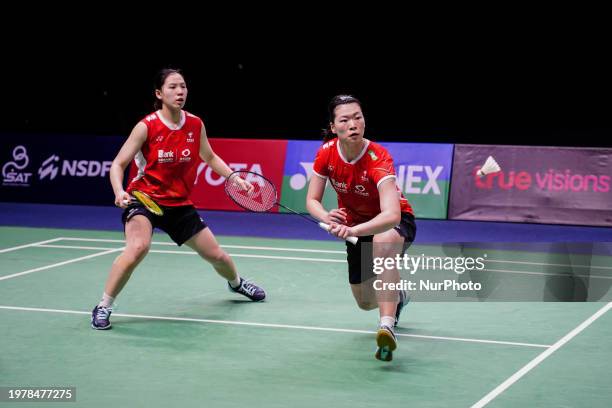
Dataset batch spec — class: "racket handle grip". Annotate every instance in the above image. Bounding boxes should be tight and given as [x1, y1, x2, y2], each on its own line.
[122, 199, 130, 205]
[318, 222, 358, 245]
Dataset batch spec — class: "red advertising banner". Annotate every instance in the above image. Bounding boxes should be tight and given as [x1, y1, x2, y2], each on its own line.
[192, 138, 287, 211]
[128, 138, 288, 211]
[449, 145, 612, 226]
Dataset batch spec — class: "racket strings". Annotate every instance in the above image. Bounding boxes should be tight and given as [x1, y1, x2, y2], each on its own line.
[225, 172, 277, 212]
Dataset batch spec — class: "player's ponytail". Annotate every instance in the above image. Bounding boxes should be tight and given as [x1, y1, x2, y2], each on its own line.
[322, 94, 362, 142]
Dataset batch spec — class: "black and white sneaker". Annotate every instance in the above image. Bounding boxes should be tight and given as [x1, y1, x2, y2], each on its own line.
[91, 305, 112, 330]
[228, 277, 266, 302]
[375, 324, 397, 362]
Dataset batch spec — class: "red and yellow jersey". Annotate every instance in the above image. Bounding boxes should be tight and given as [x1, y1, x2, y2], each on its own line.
[313, 138, 413, 226]
[127, 110, 202, 206]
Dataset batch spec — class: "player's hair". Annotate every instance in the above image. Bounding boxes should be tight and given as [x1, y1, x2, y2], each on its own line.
[153, 68, 184, 110]
[321, 94, 362, 142]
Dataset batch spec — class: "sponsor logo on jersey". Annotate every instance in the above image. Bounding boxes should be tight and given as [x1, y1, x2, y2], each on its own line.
[354, 184, 369, 196]
[330, 178, 348, 193]
[186, 132, 195, 143]
[2, 145, 33, 186]
[368, 150, 378, 161]
[158, 150, 175, 163]
[360, 170, 369, 182]
[180, 149, 192, 162]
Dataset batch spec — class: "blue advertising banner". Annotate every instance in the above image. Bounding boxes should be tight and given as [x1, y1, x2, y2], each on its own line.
[379, 142, 454, 219]
[279, 140, 338, 213]
[1, 134, 125, 205]
[280, 140, 453, 219]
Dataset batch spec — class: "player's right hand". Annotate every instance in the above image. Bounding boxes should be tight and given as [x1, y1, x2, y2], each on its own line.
[115, 190, 131, 208]
[328, 222, 355, 239]
[327, 208, 348, 225]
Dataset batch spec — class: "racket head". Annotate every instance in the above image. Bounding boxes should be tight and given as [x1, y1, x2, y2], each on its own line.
[224, 171, 278, 213]
[132, 190, 164, 216]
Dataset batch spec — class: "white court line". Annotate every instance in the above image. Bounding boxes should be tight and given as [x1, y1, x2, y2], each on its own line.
[486, 258, 612, 271]
[143, 249, 345, 263]
[32, 244, 612, 276]
[36, 244, 345, 263]
[57, 237, 345, 254]
[0, 305, 551, 348]
[483, 268, 612, 280]
[0, 237, 64, 253]
[471, 301, 612, 408]
[57, 237, 612, 267]
[0, 248, 123, 281]
[38, 244, 124, 251]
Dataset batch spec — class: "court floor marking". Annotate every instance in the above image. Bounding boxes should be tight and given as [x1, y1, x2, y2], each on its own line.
[485, 258, 612, 271]
[55, 237, 612, 269]
[28, 244, 612, 279]
[0, 237, 64, 254]
[0, 248, 123, 281]
[33, 244, 346, 263]
[483, 267, 612, 280]
[0, 305, 552, 349]
[471, 301, 612, 408]
[56, 237, 346, 254]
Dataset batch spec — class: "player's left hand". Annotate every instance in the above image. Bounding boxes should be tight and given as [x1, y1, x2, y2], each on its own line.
[329, 223, 355, 239]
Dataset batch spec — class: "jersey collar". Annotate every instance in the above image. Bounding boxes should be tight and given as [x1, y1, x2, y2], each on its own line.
[156, 110, 186, 130]
[337, 138, 371, 164]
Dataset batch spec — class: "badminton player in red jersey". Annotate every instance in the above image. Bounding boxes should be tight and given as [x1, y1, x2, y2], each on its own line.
[91, 68, 266, 330]
[306, 95, 416, 361]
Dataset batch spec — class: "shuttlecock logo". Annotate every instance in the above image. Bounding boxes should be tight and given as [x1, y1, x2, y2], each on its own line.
[38, 155, 60, 180]
[289, 162, 314, 190]
[476, 156, 501, 178]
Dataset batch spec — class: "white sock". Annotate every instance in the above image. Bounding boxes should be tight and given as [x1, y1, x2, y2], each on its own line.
[229, 276, 241, 289]
[98, 293, 115, 308]
[380, 316, 395, 328]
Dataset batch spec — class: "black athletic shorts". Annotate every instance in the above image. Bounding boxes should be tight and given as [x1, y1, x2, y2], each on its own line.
[122, 202, 207, 246]
[346, 212, 417, 285]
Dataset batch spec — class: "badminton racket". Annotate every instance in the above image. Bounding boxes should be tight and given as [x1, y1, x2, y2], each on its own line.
[122, 190, 164, 216]
[224, 170, 358, 245]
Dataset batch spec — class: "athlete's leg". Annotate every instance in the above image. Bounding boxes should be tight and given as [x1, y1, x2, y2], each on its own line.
[350, 279, 378, 310]
[372, 228, 404, 318]
[104, 215, 152, 297]
[185, 227, 266, 301]
[372, 228, 404, 361]
[92, 214, 152, 330]
[185, 227, 237, 281]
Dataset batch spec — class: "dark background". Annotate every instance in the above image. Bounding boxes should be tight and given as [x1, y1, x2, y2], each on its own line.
[4, 30, 611, 148]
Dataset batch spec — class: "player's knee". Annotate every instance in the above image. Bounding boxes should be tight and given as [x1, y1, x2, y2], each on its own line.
[127, 240, 150, 261]
[372, 237, 402, 259]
